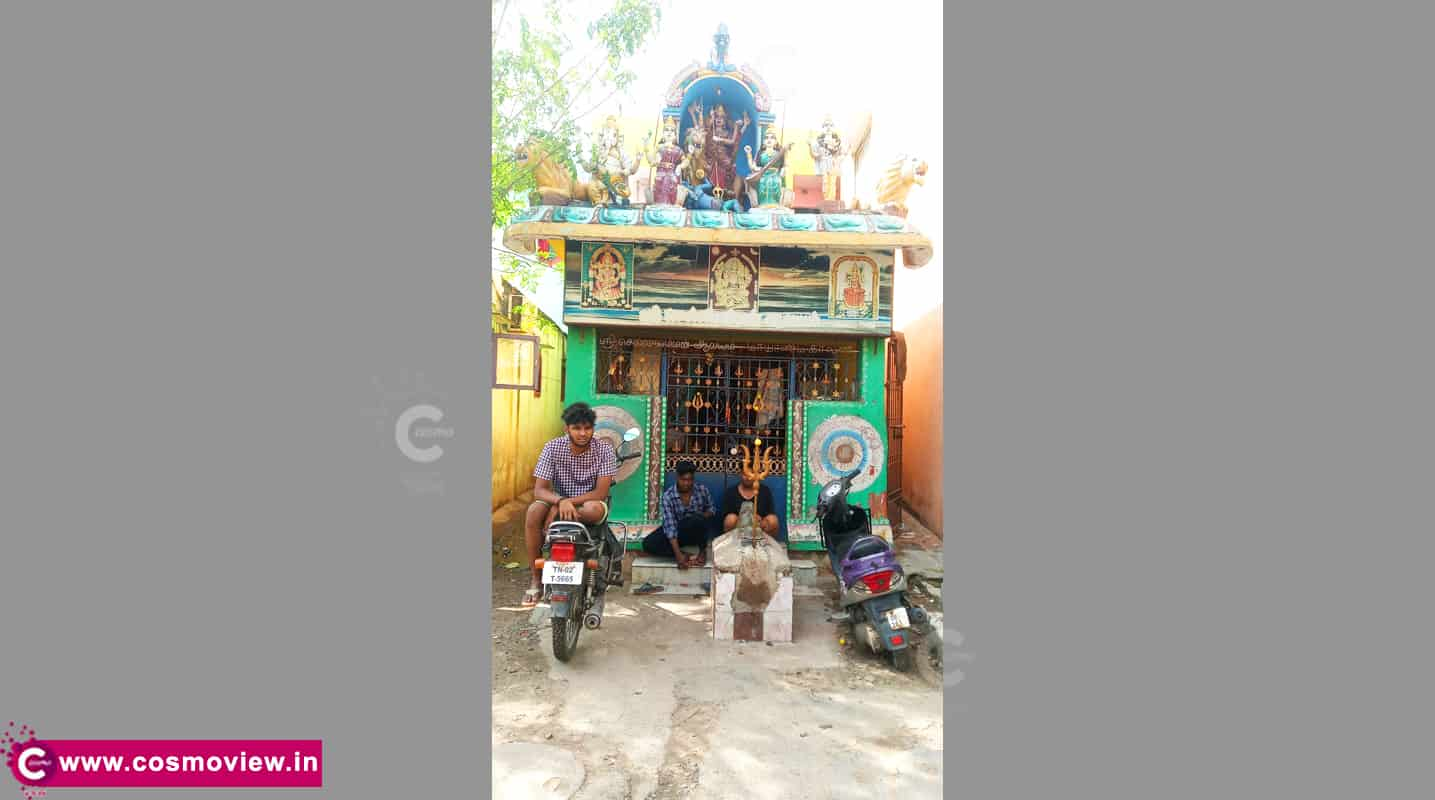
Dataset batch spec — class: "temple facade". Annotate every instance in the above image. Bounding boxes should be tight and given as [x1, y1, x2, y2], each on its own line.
[501, 26, 935, 550]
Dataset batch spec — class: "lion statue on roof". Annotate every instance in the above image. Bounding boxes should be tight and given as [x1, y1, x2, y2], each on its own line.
[512, 137, 602, 206]
[859, 155, 929, 217]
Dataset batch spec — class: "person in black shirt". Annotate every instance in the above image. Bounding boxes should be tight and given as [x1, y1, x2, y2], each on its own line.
[721, 440, 781, 537]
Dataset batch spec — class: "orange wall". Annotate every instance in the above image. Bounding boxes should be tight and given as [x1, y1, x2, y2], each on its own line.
[898, 304, 943, 532]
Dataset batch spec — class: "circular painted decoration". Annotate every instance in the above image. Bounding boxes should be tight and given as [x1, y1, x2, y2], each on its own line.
[593, 405, 643, 483]
[808, 415, 885, 491]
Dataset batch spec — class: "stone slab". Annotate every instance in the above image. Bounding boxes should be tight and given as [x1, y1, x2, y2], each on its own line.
[789, 559, 817, 587]
[632, 556, 713, 587]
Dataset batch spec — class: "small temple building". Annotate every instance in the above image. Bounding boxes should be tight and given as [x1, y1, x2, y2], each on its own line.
[501, 25, 935, 552]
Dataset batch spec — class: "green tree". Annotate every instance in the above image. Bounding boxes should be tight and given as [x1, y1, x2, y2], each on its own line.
[492, 0, 663, 288]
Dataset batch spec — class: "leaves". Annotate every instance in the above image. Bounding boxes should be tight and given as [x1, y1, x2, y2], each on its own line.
[491, 0, 662, 231]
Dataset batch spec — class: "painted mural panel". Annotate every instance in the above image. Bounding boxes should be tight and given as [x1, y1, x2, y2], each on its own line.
[758, 246, 829, 314]
[632, 243, 705, 309]
[580, 242, 634, 309]
[562, 240, 895, 335]
[708, 245, 760, 312]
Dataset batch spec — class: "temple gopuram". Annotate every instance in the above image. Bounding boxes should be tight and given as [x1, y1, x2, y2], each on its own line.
[501, 25, 935, 551]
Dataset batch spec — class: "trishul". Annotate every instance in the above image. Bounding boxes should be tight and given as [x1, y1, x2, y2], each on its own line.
[738, 439, 777, 484]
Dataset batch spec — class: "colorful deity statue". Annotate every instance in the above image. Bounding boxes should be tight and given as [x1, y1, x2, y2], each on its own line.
[679, 123, 708, 188]
[808, 115, 849, 202]
[743, 127, 793, 208]
[586, 116, 641, 207]
[647, 117, 684, 207]
[690, 99, 750, 201]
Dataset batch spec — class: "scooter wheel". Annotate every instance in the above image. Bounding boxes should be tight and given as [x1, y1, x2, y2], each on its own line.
[891, 647, 915, 672]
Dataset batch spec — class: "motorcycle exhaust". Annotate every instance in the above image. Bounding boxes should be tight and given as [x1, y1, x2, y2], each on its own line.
[583, 596, 605, 629]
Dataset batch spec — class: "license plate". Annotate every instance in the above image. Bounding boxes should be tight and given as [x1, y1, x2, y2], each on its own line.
[885, 607, 910, 630]
[542, 560, 584, 586]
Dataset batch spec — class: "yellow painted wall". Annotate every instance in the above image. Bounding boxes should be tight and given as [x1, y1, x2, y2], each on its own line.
[492, 309, 567, 511]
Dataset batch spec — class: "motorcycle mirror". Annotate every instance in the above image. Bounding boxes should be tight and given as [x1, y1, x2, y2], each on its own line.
[622, 427, 641, 442]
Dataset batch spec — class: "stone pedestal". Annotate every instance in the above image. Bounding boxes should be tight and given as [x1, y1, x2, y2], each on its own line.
[710, 527, 793, 642]
[712, 573, 794, 642]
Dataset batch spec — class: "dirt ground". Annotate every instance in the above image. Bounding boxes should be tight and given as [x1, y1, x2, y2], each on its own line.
[490, 505, 945, 800]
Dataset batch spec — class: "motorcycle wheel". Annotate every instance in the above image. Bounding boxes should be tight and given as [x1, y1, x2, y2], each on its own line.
[552, 614, 581, 662]
[891, 647, 915, 673]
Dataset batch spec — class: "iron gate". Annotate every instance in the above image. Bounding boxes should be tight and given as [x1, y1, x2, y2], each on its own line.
[597, 335, 860, 476]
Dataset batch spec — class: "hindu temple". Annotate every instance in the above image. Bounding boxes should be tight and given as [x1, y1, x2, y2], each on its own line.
[501, 25, 935, 558]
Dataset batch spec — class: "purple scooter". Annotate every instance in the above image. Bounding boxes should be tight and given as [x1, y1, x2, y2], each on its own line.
[816, 469, 929, 671]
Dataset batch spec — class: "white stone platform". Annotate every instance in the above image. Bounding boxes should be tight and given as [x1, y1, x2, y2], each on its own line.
[630, 551, 816, 592]
[713, 572, 794, 642]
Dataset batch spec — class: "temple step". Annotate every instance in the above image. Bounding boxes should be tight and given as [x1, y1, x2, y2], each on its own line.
[631, 555, 712, 593]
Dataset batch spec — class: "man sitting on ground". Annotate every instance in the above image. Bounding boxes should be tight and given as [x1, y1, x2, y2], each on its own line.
[720, 441, 781, 538]
[522, 402, 617, 606]
[642, 460, 715, 569]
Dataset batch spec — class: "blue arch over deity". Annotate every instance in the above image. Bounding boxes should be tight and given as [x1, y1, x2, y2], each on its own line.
[659, 24, 778, 181]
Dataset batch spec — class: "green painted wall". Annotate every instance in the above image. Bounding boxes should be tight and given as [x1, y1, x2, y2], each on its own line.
[567, 325, 889, 531]
[800, 337, 889, 515]
[564, 324, 657, 524]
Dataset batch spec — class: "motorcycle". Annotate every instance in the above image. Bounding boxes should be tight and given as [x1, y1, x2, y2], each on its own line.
[816, 468, 930, 671]
[536, 426, 642, 662]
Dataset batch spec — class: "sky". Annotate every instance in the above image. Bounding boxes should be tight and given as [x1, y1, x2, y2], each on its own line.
[493, 0, 945, 328]
[494, 0, 944, 132]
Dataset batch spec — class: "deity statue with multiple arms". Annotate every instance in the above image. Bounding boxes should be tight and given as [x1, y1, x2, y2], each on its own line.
[743, 126, 793, 209]
[808, 115, 849, 202]
[689, 99, 750, 200]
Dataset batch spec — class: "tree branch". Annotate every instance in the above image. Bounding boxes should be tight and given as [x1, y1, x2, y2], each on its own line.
[492, 0, 511, 48]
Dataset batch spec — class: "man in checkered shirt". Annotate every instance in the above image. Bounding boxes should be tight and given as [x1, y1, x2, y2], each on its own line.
[641, 460, 715, 568]
[523, 402, 618, 605]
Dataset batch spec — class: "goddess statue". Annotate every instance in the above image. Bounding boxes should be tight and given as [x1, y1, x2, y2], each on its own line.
[689, 99, 750, 200]
[743, 127, 793, 209]
[646, 117, 684, 207]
